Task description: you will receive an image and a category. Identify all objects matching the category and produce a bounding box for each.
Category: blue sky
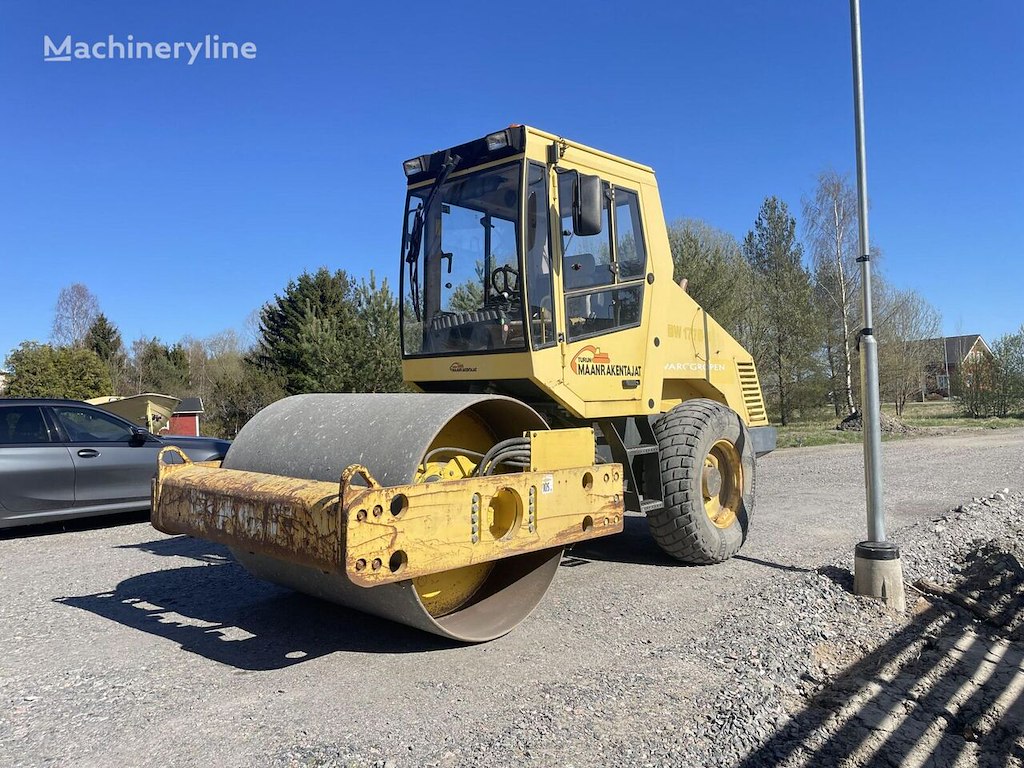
[1,1,1021,364]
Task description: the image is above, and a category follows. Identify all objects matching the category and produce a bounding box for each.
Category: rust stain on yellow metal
[152,447,624,588]
[153,464,343,572]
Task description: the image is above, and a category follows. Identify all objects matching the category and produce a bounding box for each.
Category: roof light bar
[485,130,509,151]
[403,157,424,176]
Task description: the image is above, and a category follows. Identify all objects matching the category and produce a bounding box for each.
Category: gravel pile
[836,411,919,435]
[666,490,1024,768]
[938,537,1024,639]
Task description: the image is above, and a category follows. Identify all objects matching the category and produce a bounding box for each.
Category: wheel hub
[702,465,722,497]
[703,439,743,529]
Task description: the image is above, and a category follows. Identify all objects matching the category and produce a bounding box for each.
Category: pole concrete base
[853,541,906,612]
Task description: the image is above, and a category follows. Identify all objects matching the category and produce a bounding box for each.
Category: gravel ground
[664,491,1024,768]
[2,428,1024,767]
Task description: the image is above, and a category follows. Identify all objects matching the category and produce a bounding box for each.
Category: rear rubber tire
[649,398,755,564]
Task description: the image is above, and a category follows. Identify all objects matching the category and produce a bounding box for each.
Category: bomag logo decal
[570,345,641,377]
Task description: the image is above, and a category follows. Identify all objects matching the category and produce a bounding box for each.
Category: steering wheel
[490,264,520,297]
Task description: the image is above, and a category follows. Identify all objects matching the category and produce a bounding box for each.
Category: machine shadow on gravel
[569,517,808,573]
[117,534,234,564]
[736,601,1024,767]
[55,559,457,670]
[566,514,683,567]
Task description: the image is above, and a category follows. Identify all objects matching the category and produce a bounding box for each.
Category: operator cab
[400,126,636,360]
[401,157,528,356]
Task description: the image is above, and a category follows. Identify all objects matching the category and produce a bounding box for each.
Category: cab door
[556,172,650,405]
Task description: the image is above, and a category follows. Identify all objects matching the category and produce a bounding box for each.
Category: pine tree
[85,313,128,394]
[666,218,753,338]
[349,272,404,393]
[743,197,822,425]
[253,267,403,394]
[129,337,190,395]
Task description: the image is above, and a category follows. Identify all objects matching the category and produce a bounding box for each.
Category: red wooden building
[168,397,204,437]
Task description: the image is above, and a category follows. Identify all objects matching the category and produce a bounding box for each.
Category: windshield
[402,161,525,356]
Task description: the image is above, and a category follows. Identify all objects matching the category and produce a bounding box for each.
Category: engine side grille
[736,361,767,425]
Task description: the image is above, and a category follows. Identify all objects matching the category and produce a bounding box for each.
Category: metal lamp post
[849,0,906,610]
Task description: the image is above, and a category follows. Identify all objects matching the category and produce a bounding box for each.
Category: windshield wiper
[405,150,461,323]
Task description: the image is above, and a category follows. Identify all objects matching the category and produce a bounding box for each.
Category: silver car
[0,398,230,529]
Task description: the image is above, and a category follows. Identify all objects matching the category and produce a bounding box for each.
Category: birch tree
[875,285,942,417]
[52,283,100,348]
[804,170,859,417]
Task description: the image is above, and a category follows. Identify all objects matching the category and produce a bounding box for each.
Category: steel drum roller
[221,393,562,642]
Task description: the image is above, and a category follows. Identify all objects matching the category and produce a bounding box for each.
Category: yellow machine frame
[154,432,624,587]
[402,126,769,427]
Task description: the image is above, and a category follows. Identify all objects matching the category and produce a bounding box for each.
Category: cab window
[613,188,647,280]
[401,162,526,356]
[559,176,647,341]
[525,163,556,348]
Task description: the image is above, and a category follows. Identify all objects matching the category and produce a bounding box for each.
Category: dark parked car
[0,398,230,529]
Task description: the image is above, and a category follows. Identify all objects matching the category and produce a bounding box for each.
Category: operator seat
[564,252,598,290]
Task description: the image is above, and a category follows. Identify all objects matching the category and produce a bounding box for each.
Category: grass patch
[775,423,864,449]
[773,401,1024,450]
[881,401,1024,430]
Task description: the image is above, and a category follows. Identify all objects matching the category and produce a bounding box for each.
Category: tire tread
[648,398,754,564]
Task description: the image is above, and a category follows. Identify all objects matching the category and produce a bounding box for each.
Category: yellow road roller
[152,126,776,642]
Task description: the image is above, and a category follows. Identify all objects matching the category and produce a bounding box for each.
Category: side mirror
[527,191,538,251]
[573,172,603,237]
[129,427,149,447]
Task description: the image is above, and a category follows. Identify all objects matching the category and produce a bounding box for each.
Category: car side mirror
[129,428,149,447]
[573,172,603,237]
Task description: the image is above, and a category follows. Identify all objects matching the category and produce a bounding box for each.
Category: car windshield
[401,162,525,356]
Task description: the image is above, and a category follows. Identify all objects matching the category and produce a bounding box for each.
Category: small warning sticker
[541,475,554,494]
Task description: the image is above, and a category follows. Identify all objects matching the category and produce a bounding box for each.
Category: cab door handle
[77,449,100,458]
